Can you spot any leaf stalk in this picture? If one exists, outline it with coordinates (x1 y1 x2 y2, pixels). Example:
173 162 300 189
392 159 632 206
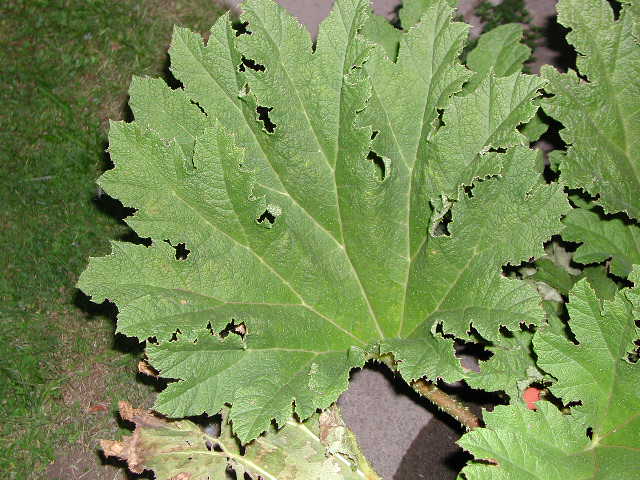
370 353 482 431
410 379 482 431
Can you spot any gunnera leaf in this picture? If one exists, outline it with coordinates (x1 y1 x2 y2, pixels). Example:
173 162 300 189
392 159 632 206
458 272 640 479
78 0 568 443
542 0 640 218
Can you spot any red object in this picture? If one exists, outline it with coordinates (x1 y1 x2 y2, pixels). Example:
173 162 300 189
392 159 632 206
523 387 542 410
88 404 109 413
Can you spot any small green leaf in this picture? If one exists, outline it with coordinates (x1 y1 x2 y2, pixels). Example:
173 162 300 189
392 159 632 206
459 403 596 479
465 23 531 93
465 328 545 400
361 14 401 60
530 258 577 295
562 207 640 277
581 265 618 301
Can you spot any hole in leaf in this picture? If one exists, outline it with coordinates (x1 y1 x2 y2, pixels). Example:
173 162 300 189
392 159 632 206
371 130 379 140
191 100 206 117
257 209 276 225
164 239 191 260
202 417 221 444
218 319 247 339
519 322 536 333
434 322 457 340
240 55 265 72
501 259 535 279
607 0 622 19
628 338 640 363
256 204 281 228
586 427 593 439
463 184 474 198
486 147 507 154
174 242 190 260
434 108 445 129
432 208 452 237
498 325 514 338
232 21 250 36
542 160 560 184
257 106 276 133
368 150 386 181
455 338 492 366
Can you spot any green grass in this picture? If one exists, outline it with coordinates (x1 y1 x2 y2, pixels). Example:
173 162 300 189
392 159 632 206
0 1 224 478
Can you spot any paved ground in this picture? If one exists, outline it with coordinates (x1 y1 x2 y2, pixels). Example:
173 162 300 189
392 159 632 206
221 0 560 477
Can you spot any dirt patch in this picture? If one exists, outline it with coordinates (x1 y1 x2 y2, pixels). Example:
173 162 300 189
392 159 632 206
45 349 155 479
47 443 123 480
43 304 155 480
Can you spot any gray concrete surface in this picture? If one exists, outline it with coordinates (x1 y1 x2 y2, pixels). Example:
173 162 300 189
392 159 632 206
338 366 435 479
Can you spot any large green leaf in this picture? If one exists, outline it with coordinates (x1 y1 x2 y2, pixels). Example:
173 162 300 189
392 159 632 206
459 275 640 479
78 0 566 442
542 0 640 217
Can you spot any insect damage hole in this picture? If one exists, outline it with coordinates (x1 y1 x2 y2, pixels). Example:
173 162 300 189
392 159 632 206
173 242 190 260
239 55 265 72
163 240 191 260
367 150 386 181
431 208 452 237
256 204 281 228
257 105 276 133
232 21 250 36
218 320 247 340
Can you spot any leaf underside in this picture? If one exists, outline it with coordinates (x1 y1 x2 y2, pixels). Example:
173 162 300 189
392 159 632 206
78 0 568 443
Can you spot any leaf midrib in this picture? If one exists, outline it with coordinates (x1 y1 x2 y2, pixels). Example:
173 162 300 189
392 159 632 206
251 6 385 339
